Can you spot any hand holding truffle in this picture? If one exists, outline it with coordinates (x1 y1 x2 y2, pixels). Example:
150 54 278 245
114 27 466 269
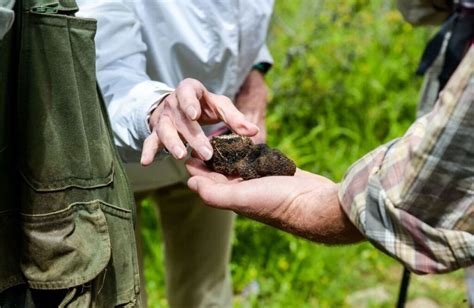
141 78 260 165
185 158 363 244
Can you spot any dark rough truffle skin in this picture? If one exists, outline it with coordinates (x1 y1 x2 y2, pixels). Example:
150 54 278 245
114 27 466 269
206 134 296 180
205 134 253 175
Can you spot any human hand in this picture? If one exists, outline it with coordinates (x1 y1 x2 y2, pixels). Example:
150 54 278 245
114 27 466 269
235 70 268 144
141 78 259 165
185 158 363 244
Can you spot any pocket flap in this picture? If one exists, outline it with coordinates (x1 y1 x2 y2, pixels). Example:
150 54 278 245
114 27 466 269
21 201 111 289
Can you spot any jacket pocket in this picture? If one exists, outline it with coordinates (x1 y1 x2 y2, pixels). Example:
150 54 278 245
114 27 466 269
21 201 111 290
20 200 139 303
18 12 114 192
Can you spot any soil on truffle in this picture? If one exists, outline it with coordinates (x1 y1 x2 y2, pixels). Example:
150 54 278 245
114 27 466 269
205 134 296 180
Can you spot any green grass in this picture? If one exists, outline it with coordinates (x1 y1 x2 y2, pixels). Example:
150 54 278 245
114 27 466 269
141 0 468 306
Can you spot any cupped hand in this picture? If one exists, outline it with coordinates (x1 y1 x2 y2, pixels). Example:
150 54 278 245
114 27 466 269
141 78 260 165
185 158 363 244
185 158 335 220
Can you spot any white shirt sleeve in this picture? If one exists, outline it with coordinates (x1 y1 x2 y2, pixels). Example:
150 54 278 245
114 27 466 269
0 0 15 41
76 0 174 162
254 44 273 65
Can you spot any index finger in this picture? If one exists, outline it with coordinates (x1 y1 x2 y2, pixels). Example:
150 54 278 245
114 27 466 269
207 93 259 137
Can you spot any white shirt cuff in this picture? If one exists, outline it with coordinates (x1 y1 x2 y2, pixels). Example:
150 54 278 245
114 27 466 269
110 80 174 162
129 81 174 143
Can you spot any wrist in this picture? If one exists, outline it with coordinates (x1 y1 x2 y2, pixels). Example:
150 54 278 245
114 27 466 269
237 73 268 99
148 93 171 131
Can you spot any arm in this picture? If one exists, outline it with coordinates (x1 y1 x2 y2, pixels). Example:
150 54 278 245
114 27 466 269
340 49 474 274
187 47 474 273
235 44 273 144
77 1 173 162
235 69 268 144
186 160 363 245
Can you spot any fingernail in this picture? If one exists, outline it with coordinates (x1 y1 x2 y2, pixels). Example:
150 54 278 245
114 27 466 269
140 154 150 166
186 106 198 120
201 146 213 161
188 177 198 191
173 146 186 159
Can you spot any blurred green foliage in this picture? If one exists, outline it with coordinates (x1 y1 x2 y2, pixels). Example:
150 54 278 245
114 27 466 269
266 0 424 178
142 0 467 307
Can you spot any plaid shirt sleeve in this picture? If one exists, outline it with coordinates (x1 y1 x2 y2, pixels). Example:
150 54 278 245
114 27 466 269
338 46 474 274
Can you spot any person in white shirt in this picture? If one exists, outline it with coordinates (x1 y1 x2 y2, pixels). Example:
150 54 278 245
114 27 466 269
76 1 274 307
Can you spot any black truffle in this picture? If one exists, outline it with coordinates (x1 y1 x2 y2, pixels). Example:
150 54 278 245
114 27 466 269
205 134 296 180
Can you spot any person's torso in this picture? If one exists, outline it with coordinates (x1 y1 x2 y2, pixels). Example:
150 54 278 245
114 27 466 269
134 0 273 98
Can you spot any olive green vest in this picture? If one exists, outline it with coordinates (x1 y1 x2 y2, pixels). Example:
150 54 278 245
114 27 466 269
0 0 140 306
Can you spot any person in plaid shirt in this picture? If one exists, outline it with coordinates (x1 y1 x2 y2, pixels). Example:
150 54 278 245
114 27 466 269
185 45 473 275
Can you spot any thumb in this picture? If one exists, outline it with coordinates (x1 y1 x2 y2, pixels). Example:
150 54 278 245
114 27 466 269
187 176 204 192
187 176 215 200
187 176 231 209
141 132 160 166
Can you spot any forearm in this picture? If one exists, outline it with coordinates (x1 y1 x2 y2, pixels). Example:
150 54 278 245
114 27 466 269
236 70 268 115
239 43 273 116
107 80 173 162
186 162 364 245
235 69 268 143
290 184 364 244
77 0 176 161
338 49 474 273
243 182 364 245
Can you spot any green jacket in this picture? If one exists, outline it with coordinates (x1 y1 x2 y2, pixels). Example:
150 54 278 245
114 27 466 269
0 0 140 306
